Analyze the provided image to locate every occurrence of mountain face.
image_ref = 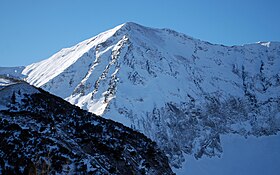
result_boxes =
[4,22,280,167]
[0,76,173,175]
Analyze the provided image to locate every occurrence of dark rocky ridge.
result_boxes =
[0,78,173,175]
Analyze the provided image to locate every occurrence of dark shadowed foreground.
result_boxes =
[0,77,173,175]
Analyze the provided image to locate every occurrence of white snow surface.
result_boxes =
[174,134,280,175]
[19,22,280,167]
[22,24,124,88]
[22,22,280,117]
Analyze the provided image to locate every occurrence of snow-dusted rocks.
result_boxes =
[7,22,280,167]
[0,76,173,174]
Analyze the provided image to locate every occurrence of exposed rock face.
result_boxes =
[0,76,173,175]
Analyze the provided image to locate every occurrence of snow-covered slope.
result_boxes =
[20,22,280,167]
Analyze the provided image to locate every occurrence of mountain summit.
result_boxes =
[3,22,280,167]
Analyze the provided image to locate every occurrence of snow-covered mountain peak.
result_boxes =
[21,23,128,88]
[121,21,144,29]
[20,22,200,91]
[12,22,280,168]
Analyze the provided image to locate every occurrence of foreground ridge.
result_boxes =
[0,76,173,174]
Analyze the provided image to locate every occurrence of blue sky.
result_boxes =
[1,0,280,66]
